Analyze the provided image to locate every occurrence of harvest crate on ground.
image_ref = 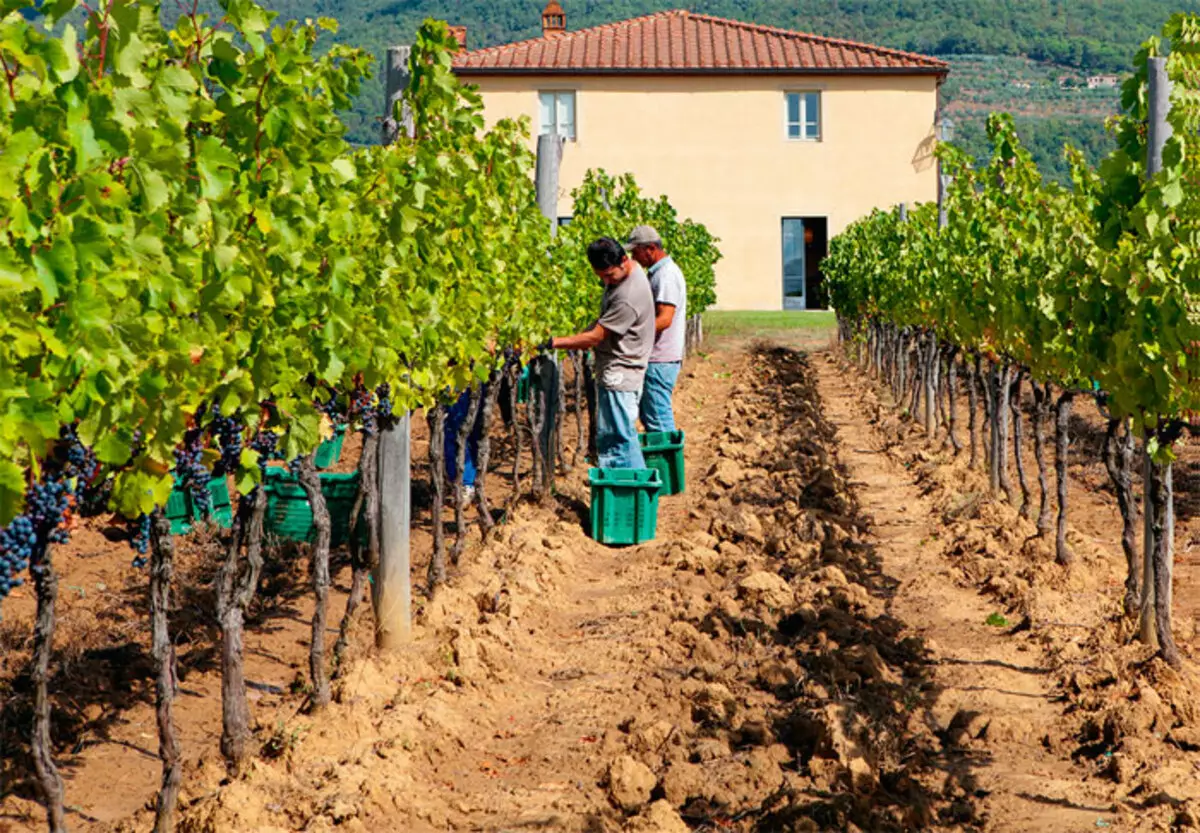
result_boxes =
[587,468,663,546]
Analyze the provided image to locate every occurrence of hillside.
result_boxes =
[941,55,1120,182]
[211,0,1193,174]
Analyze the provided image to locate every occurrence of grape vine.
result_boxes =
[825,12,1200,669]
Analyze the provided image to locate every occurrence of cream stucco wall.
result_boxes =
[461,73,940,310]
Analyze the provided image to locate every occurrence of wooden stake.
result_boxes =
[374,45,414,649]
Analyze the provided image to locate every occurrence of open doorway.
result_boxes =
[781,217,829,310]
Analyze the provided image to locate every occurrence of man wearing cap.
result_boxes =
[545,237,655,469]
[626,226,687,433]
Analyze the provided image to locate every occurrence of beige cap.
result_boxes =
[625,225,662,249]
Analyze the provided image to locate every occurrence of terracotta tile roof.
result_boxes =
[452,10,948,75]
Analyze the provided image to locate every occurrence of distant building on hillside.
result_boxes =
[1012,81,1033,90]
[1087,74,1120,89]
[449,3,949,311]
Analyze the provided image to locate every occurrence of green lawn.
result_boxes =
[702,310,837,339]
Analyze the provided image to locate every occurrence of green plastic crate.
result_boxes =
[206,477,234,529]
[639,430,685,496]
[314,425,347,469]
[588,468,662,546]
[165,478,192,536]
[166,476,235,535]
[263,468,364,548]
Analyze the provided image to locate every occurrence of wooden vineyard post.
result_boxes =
[536,133,564,238]
[534,133,564,491]
[376,416,412,648]
[1139,56,1174,651]
[382,45,412,145]
[374,45,413,649]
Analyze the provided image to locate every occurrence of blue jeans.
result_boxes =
[639,362,681,433]
[597,386,646,469]
[444,389,483,486]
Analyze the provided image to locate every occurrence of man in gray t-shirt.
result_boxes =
[627,226,687,433]
[547,237,654,469]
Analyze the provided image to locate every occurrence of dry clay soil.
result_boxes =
[5,337,1200,832]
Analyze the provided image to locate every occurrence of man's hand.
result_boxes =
[536,338,555,353]
[551,323,607,351]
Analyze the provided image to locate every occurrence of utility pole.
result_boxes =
[375,45,413,650]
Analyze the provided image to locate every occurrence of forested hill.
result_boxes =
[366,0,1198,73]
[219,0,1197,174]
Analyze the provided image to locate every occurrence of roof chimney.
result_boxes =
[541,0,566,37]
[448,25,467,49]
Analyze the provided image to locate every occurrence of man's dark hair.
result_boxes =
[587,237,626,271]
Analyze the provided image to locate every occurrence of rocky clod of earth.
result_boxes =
[607,755,657,812]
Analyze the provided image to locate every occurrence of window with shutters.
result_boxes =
[785,92,821,141]
[538,91,577,141]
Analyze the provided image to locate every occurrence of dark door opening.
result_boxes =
[781,217,829,310]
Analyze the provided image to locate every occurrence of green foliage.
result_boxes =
[951,112,1115,185]
[0,1,716,524]
[825,13,1200,460]
[557,170,721,325]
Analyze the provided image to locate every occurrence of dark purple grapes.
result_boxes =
[250,429,280,473]
[376,383,393,421]
[63,425,98,489]
[129,429,145,463]
[352,386,377,436]
[0,514,35,605]
[317,390,345,426]
[210,403,244,476]
[1,474,72,609]
[174,430,212,518]
[130,514,151,568]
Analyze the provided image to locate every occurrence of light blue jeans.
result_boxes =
[639,362,681,433]
[597,386,646,469]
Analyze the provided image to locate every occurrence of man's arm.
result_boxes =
[654,303,676,334]
[551,322,607,351]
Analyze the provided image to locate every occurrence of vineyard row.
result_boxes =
[825,15,1200,673]
[0,4,721,830]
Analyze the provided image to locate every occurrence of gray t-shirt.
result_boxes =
[594,264,654,392]
[648,255,687,363]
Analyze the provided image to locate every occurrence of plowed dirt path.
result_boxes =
[814,355,1114,832]
[8,338,1192,833]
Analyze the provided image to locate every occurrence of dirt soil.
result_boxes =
[4,335,1200,832]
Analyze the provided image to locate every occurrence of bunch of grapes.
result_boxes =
[317,390,345,426]
[29,476,72,547]
[0,515,34,603]
[0,429,100,606]
[130,514,152,568]
[210,404,244,475]
[63,425,98,490]
[174,431,212,518]
[250,429,281,473]
[376,383,393,421]
[129,428,145,462]
[352,386,377,436]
